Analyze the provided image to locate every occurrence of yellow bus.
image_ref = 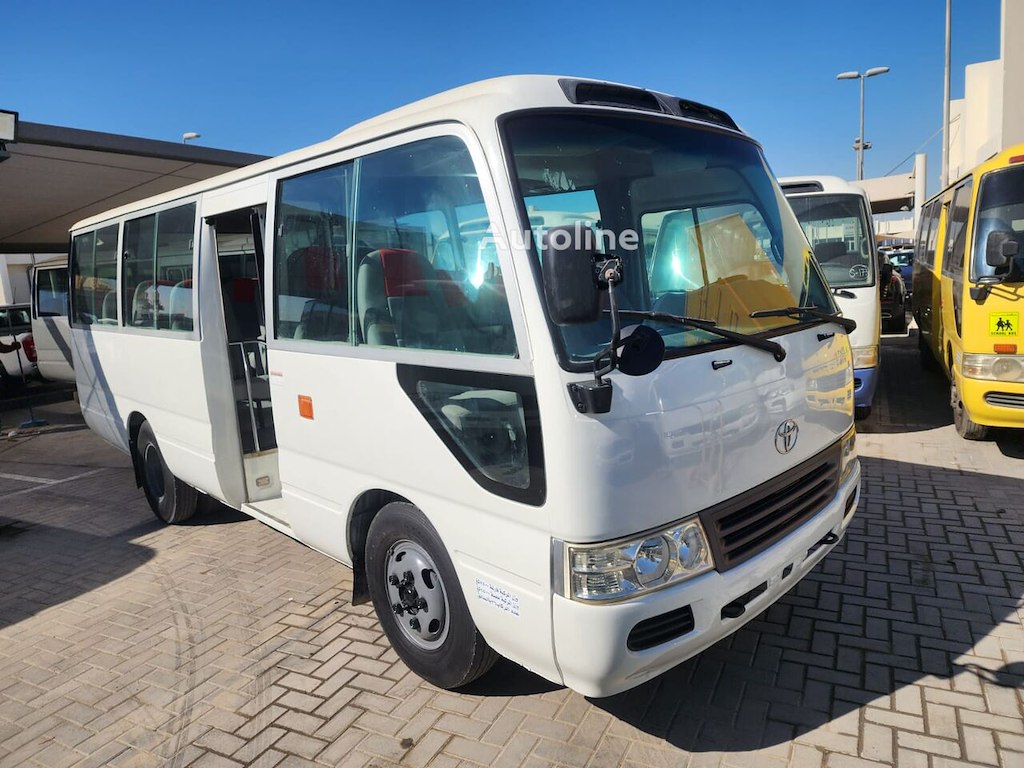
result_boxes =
[912,145,1024,439]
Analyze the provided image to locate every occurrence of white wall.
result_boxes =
[1002,0,1024,149]
[0,254,64,305]
[963,60,1003,170]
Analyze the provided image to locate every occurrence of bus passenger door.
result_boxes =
[209,208,280,502]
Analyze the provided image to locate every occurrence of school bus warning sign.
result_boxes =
[990,312,1019,335]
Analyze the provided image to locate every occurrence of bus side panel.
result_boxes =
[832,286,880,409]
[72,328,131,452]
[35,314,76,382]
[267,350,560,685]
[74,328,241,505]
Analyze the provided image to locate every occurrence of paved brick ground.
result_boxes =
[1,330,1022,768]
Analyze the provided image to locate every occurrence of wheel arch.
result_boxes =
[347,489,411,605]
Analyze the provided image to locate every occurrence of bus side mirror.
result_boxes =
[542,226,601,325]
[880,262,893,283]
[986,230,1018,268]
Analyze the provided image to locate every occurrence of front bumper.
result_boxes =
[960,374,1024,428]
[550,462,861,697]
[853,366,878,409]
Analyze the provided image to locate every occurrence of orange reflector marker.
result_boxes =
[298,395,314,420]
[994,344,1017,354]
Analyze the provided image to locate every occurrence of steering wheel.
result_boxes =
[849,264,869,281]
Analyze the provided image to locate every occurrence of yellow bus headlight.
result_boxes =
[962,354,1024,382]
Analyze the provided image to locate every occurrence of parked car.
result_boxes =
[0,303,38,392]
[887,247,914,301]
[879,254,908,333]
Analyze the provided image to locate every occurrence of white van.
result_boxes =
[780,176,881,418]
[31,260,76,382]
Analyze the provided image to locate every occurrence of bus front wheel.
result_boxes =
[365,502,498,689]
[951,382,989,441]
[136,421,198,524]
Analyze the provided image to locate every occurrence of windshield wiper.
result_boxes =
[749,305,857,333]
[611,309,786,362]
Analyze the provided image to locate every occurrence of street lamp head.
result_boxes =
[836,71,859,80]
[865,66,890,78]
[182,132,200,144]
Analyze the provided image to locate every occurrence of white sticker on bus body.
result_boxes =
[476,579,521,617]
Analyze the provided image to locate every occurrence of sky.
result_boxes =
[5,0,1003,198]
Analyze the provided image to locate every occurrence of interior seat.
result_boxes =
[357,248,464,349]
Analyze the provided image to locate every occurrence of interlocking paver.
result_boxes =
[2,329,1024,768]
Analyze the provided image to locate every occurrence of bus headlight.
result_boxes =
[851,345,879,369]
[963,354,1024,382]
[566,519,713,602]
[840,426,857,485]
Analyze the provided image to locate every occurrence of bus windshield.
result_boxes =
[504,113,830,366]
[972,165,1024,281]
[787,194,875,289]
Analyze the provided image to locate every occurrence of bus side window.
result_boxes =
[70,224,119,326]
[274,164,352,342]
[352,136,516,356]
[122,203,196,331]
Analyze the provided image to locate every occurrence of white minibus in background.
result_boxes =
[780,177,881,419]
[31,258,76,382]
[69,76,860,697]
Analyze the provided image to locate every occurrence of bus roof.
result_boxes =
[777,175,868,198]
[71,75,750,232]
[919,142,1024,208]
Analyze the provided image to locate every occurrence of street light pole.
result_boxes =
[837,67,890,180]
[858,74,866,180]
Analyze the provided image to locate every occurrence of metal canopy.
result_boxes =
[0,120,267,253]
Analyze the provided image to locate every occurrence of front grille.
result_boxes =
[985,391,1024,409]
[699,443,841,571]
[626,605,695,651]
[813,370,849,391]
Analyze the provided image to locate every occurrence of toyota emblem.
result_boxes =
[775,419,799,454]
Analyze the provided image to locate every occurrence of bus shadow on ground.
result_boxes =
[0,518,155,631]
[588,455,1024,751]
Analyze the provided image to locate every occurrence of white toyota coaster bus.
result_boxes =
[68,76,860,697]
[780,177,882,419]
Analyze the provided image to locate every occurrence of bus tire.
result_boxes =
[952,382,989,441]
[854,406,871,420]
[891,305,907,333]
[917,330,936,370]
[136,421,198,524]
[365,502,498,690]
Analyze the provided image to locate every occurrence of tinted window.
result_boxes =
[274,163,352,341]
[787,194,875,288]
[924,200,941,268]
[352,136,516,356]
[71,224,119,325]
[35,267,69,317]
[507,113,830,366]
[972,165,1024,280]
[123,204,196,331]
[942,181,972,278]
[0,306,31,335]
